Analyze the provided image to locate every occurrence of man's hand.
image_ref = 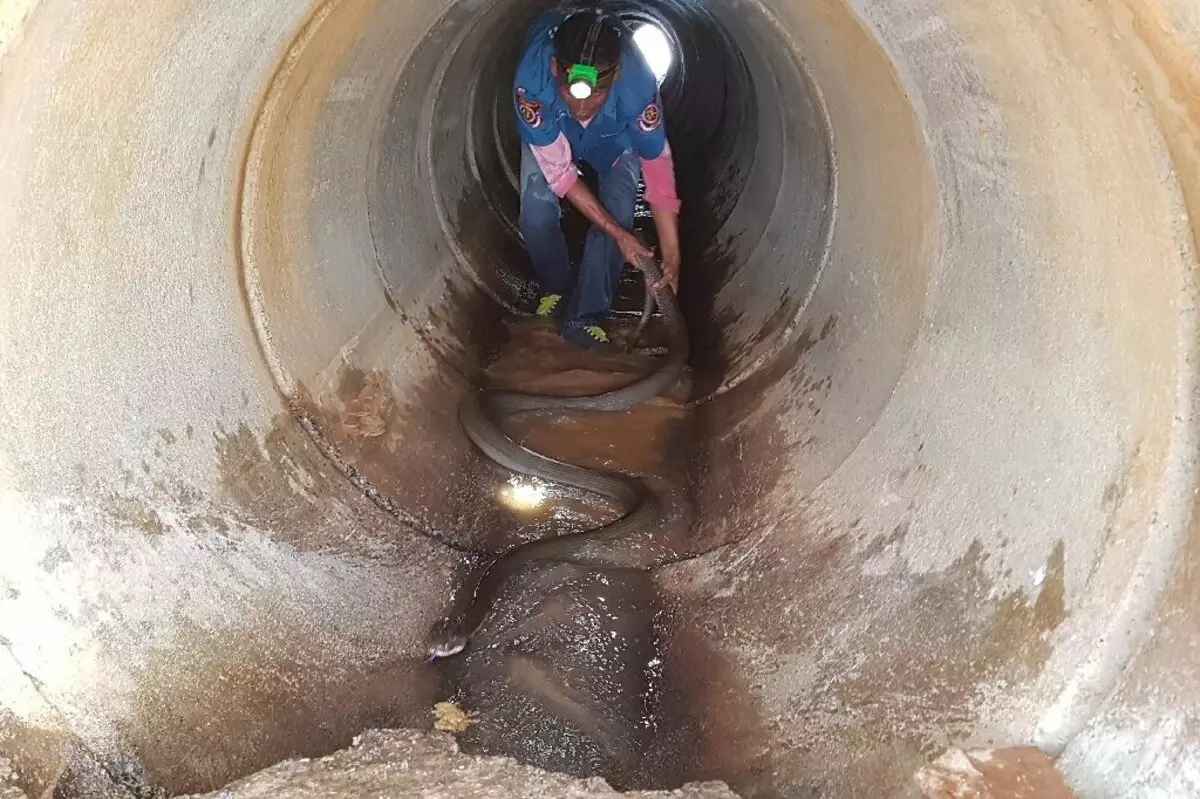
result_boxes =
[624,234,679,295]
[616,230,655,270]
[560,178,679,294]
[649,205,681,295]
[656,247,680,294]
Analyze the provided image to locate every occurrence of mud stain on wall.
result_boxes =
[119,618,438,795]
[661,522,1069,797]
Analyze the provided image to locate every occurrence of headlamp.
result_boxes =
[567,63,599,99]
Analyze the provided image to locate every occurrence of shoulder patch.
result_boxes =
[637,100,661,133]
[516,87,543,129]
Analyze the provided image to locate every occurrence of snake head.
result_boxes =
[427,618,469,661]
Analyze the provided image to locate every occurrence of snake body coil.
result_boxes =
[429,258,688,659]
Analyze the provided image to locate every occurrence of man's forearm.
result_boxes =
[651,206,680,260]
[563,181,628,240]
[640,140,681,265]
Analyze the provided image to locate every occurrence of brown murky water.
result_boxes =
[466,318,694,552]
[437,314,697,790]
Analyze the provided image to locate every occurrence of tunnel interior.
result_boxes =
[244,0,852,557]
[2,0,1199,796]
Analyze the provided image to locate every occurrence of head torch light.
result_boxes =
[567,63,599,99]
[564,11,607,101]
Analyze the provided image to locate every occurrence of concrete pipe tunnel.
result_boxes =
[2,0,1199,795]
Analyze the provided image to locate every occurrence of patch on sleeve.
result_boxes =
[516,88,543,129]
[637,100,662,133]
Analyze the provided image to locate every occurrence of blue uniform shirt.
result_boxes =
[512,11,667,172]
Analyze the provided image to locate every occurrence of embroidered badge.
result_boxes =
[637,100,661,132]
[516,88,543,129]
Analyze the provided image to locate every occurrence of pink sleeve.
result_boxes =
[530,133,579,197]
[640,141,681,213]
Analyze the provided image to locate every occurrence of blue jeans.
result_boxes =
[519,146,641,330]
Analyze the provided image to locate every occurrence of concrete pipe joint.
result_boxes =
[1,0,1198,796]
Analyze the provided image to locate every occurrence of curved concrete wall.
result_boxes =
[1,0,1197,796]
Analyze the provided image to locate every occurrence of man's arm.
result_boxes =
[650,208,680,293]
[629,93,682,292]
[562,181,654,268]
[530,133,654,268]
[551,165,675,292]
[641,142,681,292]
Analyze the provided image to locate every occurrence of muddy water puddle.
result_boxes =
[437,318,698,789]
[480,320,695,552]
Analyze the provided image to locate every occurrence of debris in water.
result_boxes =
[433,700,478,734]
[913,746,1075,798]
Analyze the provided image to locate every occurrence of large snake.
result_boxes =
[428,256,689,659]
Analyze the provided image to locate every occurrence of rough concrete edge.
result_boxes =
[1048,2,1200,789]
[0,0,41,61]
[843,0,1200,760]
[1,0,133,753]
[0,633,60,741]
[0,755,29,799]
[237,0,338,400]
[177,728,742,798]
[234,0,465,547]
[420,0,533,319]
[0,649,142,798]
[697,0,841,405]
[1031,94,1200,754]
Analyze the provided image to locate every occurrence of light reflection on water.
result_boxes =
[499,476,547,511]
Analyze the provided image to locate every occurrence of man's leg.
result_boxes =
[563,150,640,336]
[519,145,572,317]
